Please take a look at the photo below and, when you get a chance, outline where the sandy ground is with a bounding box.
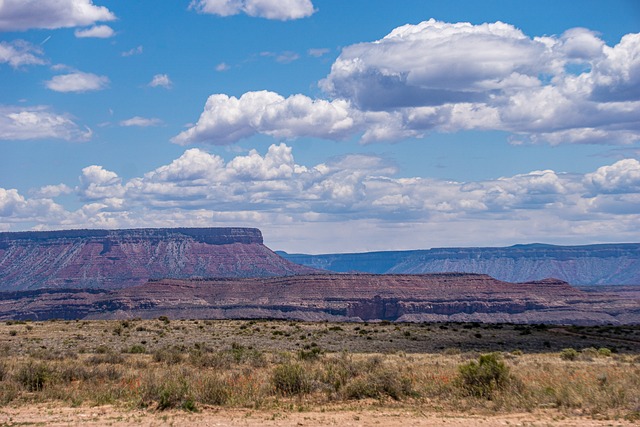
[0,405,637,427]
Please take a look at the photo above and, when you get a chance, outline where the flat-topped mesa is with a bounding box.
[0,227,263,246]
[0,227,312,291]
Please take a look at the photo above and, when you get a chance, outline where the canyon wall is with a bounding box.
[0,228,314,291]
[280,243,640,285]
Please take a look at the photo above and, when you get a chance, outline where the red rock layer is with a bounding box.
[0,228,315,290]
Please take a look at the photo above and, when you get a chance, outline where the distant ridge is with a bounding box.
[0,227,315,291]
[1,273,638,325]
[279,243,640,285]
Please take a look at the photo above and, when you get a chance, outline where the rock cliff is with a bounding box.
[1,273,638,325]
[0,228,315,291]
[280,243,640,285]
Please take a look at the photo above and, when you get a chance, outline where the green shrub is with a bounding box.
[88,352,125,365]
[141,371,195,411]
[153,347,183,365]
[457,353,510,399]
[343,368,413,400]
[298,346,322,361]
[598,347,612,357]
[198,375,230,405]
[560,348,579,361]
[16,361,52,391]
[127,344,146,354]
[272,362,310,396]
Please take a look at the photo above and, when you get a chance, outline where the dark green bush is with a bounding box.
[457,353,510,399]
[16,361,52,392]
[127,344,146,354]
[272,362,310,396]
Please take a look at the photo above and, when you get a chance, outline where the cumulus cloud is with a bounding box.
[78,165,125,202]
[584,159,640,194]
[32,184,73,198]
[119,117,163,127]
[148,74,172,88]
[2,145,639,252]
[74,24,115,38]
[0,40,45,68]
[0,0,115,31]
[0,105,91,141]
[177,20,640,146]
[45,72,109,93]
[189,0,315,20]
[172,91,356,145]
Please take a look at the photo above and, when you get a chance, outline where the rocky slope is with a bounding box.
[1,273,638,325]
[0,228,315,291]
[279,243,640,285]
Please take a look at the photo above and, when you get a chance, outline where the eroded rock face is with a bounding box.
[0,228,315,291]
[280,243,640,285]
[2,273,637,325]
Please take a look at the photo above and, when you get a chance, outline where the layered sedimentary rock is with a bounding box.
[1,273,638,325]
[280,243,640,285]
[0,228,314,291]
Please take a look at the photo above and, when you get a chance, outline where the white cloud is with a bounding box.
[0,105,91,141]
[74,24,115,38]
[584,159,640,194]
[78,165,125,202]
[148,74,172,88]
[0,40,45,68]
[178,20,640,146]
[320,19,554,110]
[0,0,115,31]
[172,91,356,145]
[32,184,73,198]
[189,0,315,20]
[0,188,66,224]
[2,146,639,252]
[119,117,163,127]
[122,46,143,57]
[46,72,109,93]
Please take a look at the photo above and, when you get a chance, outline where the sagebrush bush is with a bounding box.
[197,375,230,405]
[598,347,612,357]
[88,352,125,365]
[342,368,413,400]
[140,370,196,411]
[271,361,310,396]
[127,344,146,354]
[457,353,511,399]
[153,347,183,365]
[560,348,579,361]
[16,361,52,392]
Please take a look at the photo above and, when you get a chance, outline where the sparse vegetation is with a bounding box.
[0,319,638,422]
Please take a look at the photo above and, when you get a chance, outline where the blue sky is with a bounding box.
[1,0,639,253]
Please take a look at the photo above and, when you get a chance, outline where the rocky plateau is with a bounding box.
[1,273,638,325]
[0,228,315,291]
[0,228,638,324]
[280,243,640,285]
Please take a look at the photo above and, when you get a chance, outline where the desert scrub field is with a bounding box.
[0,319,639,421]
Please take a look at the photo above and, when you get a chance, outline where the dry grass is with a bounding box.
[0,319,639,421]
